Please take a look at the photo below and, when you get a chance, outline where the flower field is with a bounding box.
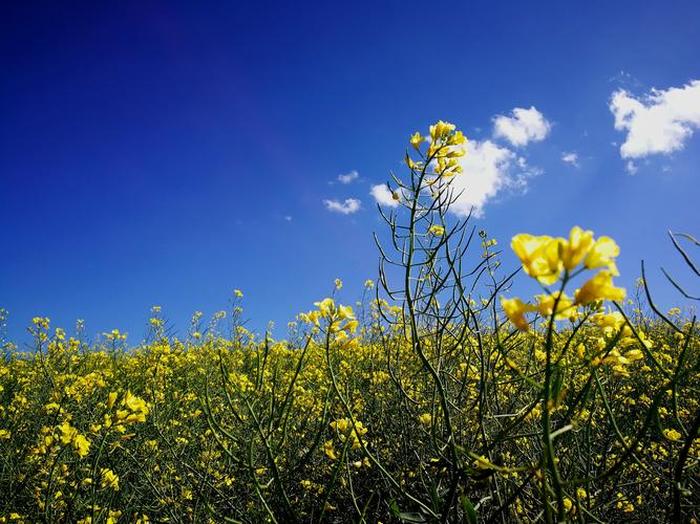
[1,123,698,523]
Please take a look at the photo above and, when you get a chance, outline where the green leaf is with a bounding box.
[460,495,478,524]
[389,499,400,517]
[398,512,428,523]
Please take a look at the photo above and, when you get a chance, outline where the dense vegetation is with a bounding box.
[1,122,698,523]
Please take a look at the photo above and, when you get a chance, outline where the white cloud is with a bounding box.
[493,106,551,147]
[625,161,638,175]
[561,152,579,167]
[284,215,293,221]
[369,184,400,207]
[449,139,541,218]
[610,80,700,159]
[337,170,359,184]
[323,198,361,214]
[368,106,549,218]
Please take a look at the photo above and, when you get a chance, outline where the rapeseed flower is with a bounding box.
[560,226,594,270]
[410,132,424,150]
[575,271,626,305]
[100,468,119,491]
[511,234,562,285]
[535,291,575,319]
[585,236,620,275]
[429,224,445,237]
[501,297,536,331]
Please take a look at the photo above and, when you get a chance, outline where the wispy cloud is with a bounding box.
[450,140,541,217]
[447,106,549,217]
[561,152,579,167]
[369,184,400,208]
[493,106,551,147]
[369,106,550,218]
[450,140,514,217]
[610,80,700,159]
[337,170,359,184]
[323,198,361,214]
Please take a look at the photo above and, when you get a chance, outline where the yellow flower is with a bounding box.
[124,391,147,413]
[574,271,626,305]
[100,468,120,491]
[448,130,467,146]
[107,391,118,410]
[428,224,445,237]
[585,236,620,275]
[592,311,626,333]
[624,349,644,362]
[314,298,335,317]
[560,226,594,270]
[32,316,50,329]
[535,291,574,319]
[511,234,563,285]
[323,440,338,460]
[104,328,127,341]
[59,421,77,444]
[334,278,343,290]
[300,479,313,490]
[429,120,456,142]
[473,455,497,470]
[122,391,149,423]
[106,511,122,524]
[73,434,91,458]
[364,279,374,289]
[501,297,536,331]
[409,132,424,150]
[663,428,682,441]
[338,304,354,320]
[418,413,432,426]
[331,418,348,433]
[233,289,244,298]
[298,310,318,326]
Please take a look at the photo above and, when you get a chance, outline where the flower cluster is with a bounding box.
[502,226,626,332]
[103,391,149,433]
[57,421,91,458]
[298,298,359,345]
[408,120,467,179]
[330,418,368,449]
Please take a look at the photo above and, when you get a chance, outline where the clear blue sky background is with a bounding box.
[1,1,699,344]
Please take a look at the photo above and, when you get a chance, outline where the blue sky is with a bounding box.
[1,1,699,344]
